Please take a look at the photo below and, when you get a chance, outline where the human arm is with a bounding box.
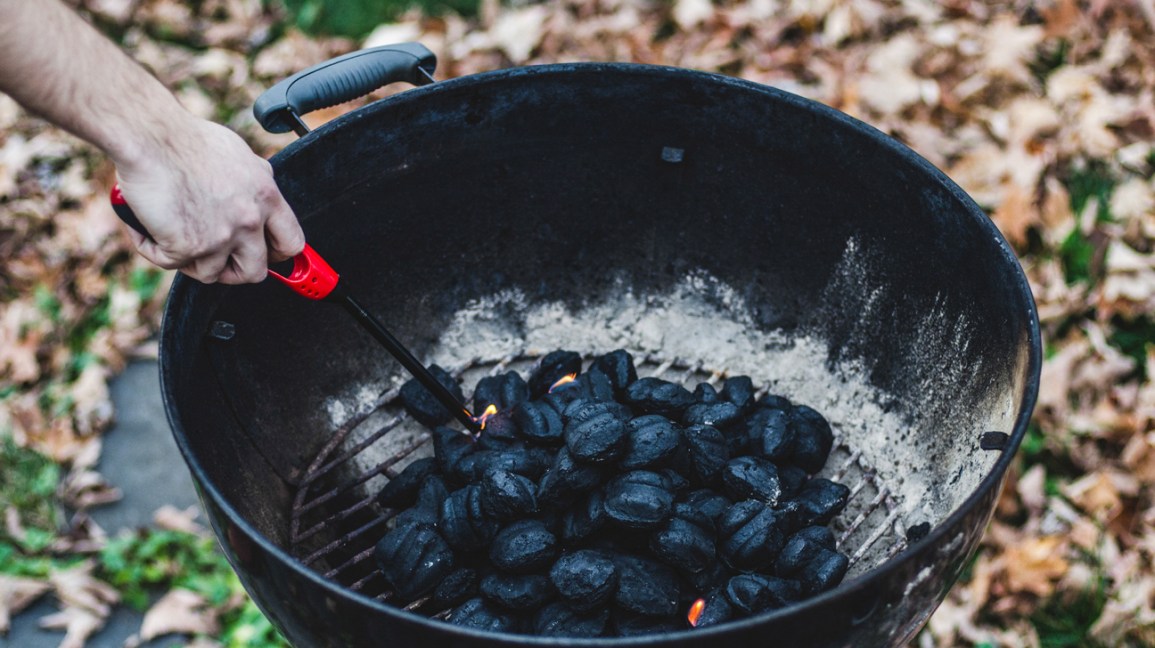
[0,0,304,284]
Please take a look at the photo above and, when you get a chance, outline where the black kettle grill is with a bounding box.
[156,43,1041,646]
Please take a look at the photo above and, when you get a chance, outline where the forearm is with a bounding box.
[0,0,195,170]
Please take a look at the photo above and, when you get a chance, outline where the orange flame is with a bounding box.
[475,404,498,429]
[548,373,578,393]
[687,598,706,627]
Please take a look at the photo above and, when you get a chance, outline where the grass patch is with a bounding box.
[1031,573,1110,648]
[1108,315,1155,381]
[99,529,289,646]
[274,0,479,38]
[0,438,61,548]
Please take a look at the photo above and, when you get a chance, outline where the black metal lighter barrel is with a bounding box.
[338,291,479,432]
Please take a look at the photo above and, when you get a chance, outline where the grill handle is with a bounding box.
[253,42,437,136]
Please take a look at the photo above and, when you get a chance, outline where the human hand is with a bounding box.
[113,117,305,284]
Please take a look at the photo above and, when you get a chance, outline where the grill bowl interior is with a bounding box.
[160,63,1039,647]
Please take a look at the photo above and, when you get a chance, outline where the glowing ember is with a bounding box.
[548,373,578,392]
[687,598,706,627]
[475,404,498,429]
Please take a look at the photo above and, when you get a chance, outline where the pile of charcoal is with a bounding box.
[374,349,851,637]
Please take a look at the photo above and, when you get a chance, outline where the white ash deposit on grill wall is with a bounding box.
[334,245,1016,579]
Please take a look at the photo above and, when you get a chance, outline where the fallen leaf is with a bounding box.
[0,574,51,634]
[1000,535,1070,597]
[140,589,220,641]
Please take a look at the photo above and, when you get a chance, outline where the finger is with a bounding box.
[180,252,231,285]
[263,196,306,263]
[217,237,269,285]
[127,227,184,270]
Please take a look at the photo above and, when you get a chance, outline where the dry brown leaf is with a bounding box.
[999,535,1070,597]
[1062,471,1123,523]
[153,505,207,535]
[140,589,220,641]
[991,183,1037,248]
[0,574,51,634]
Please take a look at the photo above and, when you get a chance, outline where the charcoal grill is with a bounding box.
[158,46,1041,646]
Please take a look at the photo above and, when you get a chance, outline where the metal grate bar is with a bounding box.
[296,433,430,517]
[306,416,406,486]
[325,544,380,580]
[303,514,391,567]
[850,507,904,565]
[295,495,376,545]
[837,487,890,547]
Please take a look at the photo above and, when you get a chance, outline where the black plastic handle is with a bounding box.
[253,42,436,135]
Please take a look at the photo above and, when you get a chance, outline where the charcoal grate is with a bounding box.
[287,352,911,611]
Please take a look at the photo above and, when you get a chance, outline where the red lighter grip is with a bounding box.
[269,244,340,300]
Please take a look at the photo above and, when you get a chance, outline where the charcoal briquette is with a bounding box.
[514,400,565,445]
[560,490,607,543]
[450,597,521,633]
[533,601,610,637]
[650,504,716,574]
[564,402,628,464]
[659,468,690,495]
[777,464,808,501]
[722,456,782,505]
[789,477,850,527]
[776,525,837,576]
[612,554,681,617]
[431,567,478,610]
[590,349,638,393]
[375,522,455,601]
[613,612,684,636]
[788,405,835,473]
[400,364,465,428]
[458,449,549,482]
[681,489,732,527]
[604,470,674,529]
[571,370,616,403]
[376,457,437,509]
[720,376,756,412]
[758,393,792,411]
[719,500,787,571]
[432,426,475,481]
[679,424,729,485]
[537,447,604,508]
[749,408,795,462]
[684,559,732,593]
[550,550,619,611]
[473,371,531,413]
[796,548,849,595]
[392,474,449,527]
[692,588,734,628]
[684,402,742,430]
[477,411,520,446]
[480,469,538,521]
[692,382,720,404]
[724,574,800,615]
[623,377,695,417]
[620,415,681,470]
[529,350,584,397]
[490,519,558,573]
[439,485,499,552]
[480,573,554,612]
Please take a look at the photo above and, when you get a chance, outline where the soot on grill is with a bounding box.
[378,349,851,637]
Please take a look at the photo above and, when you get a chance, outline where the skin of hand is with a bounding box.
[0,0,305,284]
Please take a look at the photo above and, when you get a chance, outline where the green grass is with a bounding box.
[1108,315,1155,381]
[99,529,288,646]
[1031,570,1110,648]
[0,438,61,549]
[274,0,479,38]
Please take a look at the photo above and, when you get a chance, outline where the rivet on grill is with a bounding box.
[979,431,1010,450]
[208,320,235,341]
[660,147,684,163]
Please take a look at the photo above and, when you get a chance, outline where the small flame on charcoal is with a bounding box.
[687,598,706,627]
[475,404,499,430]
[549,373,578,393]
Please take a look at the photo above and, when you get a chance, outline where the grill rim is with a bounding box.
[159,61,1043,644]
